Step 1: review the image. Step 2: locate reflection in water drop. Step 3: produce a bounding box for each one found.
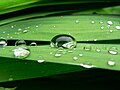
[96,48,101,52]
[54,53,61,57]
[13,46,30,58]
[108,47,118,55]
[37,60,45,63]
[0,39,7,47]
[30,42,37,46]
[100,26,104,29]
[11,26,14,28]
[99,21,103,24]
[109,30,113,33]
[36,25,39,27]
[80,63,95,68]
[50,34,77,49]
[107,60,116,66]
[15,40,26,46]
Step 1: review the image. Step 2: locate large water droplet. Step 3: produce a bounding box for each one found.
[107,59,116,66]
[0,39,7,47]
[15,40,26,46]
[108,47,118,55]
[30,42,37,46]
[50,34,77,49]
[13,46,30,58]
[80,63,95,68]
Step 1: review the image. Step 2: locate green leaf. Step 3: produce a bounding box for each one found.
[0,15,120,82]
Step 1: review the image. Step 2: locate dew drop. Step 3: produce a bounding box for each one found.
[75,20,79,24]
[15,40,26,46]
[3,31,6,34]
[36,25,39,27]
[109,30,113,33]
[11,26,14,28]
[73,56,78,60]
[18,28,22,31]
[107,25,111,28]
[13,46,30,58]
[37,60,45,63]
[50,34,77,49]
[115,26,120,30]
[84,45,91,51]
[80,63,95,68]
[79,54,83,57]
[23,30,28,33]
[100,26,104,29]
[99,21,103,24]
[96,48,101,52]
[30,42,37,46]
[54,53,61,57]
[0,39,7,47]
[94,39,97,41]
[108,47,118,55]
[49,52,53,55]
[91,21,95,24]
[107,21,113,25]
[8,78,13,81]
[107,59,116,66]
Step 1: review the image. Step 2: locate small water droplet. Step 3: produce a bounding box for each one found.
[107,59,116,66]
[99,21,103,24]
[94,39,97,41]
[107,25,111,28]
[36,25,39,27]
[37,60,45,63]
[108,47,118,55]
[13,46,30,58]
[15,40,26,46]
[100,26,104,29]
[79,54,83,57]
[80,63,95,68]
[8,78,13,81]
[49,52,53,55]
[75,20,79,24]
[73,56,78,60]
[67,50,73,53]
[53,25,56,27]
[23,30,28,33]
[91,21,95,24]
[30,42,37,46]
[50,34,77,49]
[115,26,120,30]
[84,45,91,51]
[107,21,113,25]
[96,48,101,52]
[0,39,7,47]
[18,28,22,31]
[11,26,14,28]
[3,31,6,34]
[54,53,61,57]
[109,30,113,33]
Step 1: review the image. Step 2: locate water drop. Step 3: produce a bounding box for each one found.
[36,25,39,27]
[115,26,120,30]
[84,45,91,51]
[13,46,30,58]
[54,53,61,57]
[3,31,5,34]
[18,28,22,31]
[107,25,111,28]
[23,30,28,33]
[94,39,97,41]
[91,21,95,24]
[109,30,113,33]
[73,56,78,60]
[8,78,13,81]
[107,21,113,25]
[99,21,103,24]
[100,26,104,29]
[96,48,101,52]
[30,42,37,46]
[0,39,7,47]
[15,40,26,46]
[53,25,56,27]
[50,34,77,49]
[107,59,116,66]
[75,20,79,24]
[108,47,118,55]
[11,26,14,28]
[79,54,83,57]
[49,52,53,55]
[80,63,95,68]
[37,60,45,63]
